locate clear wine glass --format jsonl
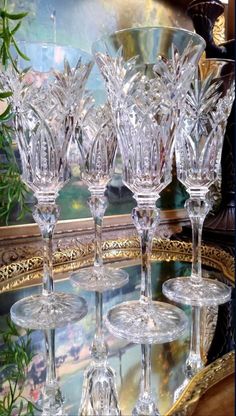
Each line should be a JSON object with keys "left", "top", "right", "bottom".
{"left": 163, "top": 59, "right": 234, "bottom": 308}
{"left": 70, "top": 97, "right": 127, "bottom": 415}
{"left": 162, "top": 58, "right": 234, "bottom": 378}
{"left": 0, "top": 42, "right": 92, "bottom": 330}
{"left": 92, "top": 27, "right": 205, "bottom": 344}
{"left": 70, "top": 99, "right": 128, "bottom": 291}
{"left": 1, "top": 44, "right": 93, "bottom": 415}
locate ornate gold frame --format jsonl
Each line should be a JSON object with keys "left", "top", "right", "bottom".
{"left": 0, "top": 237, "right": 234, "bottom": 415}
{"left": 0, "top": 237, "right": 234, "bottom": 293}
{"left": 168, "top": 350, "right": 234, "bottom": 415}
{"left": 0, "top": 208, "right": 189, "bottom": 267}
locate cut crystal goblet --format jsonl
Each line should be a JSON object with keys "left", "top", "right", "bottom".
{"left": 71, "top": 100, "right": 128, "bottom": 292}
{"left": 163, "top": 59, "right": 234, "bottom": 377}
{"left": 92, "top": 27, "right": 205, "bottom": 344}
{"left": 163, "top": 59, "right": 235, "bottom": 307}
{"left": 0, "top": 43, "right": 92, "bottom": 330}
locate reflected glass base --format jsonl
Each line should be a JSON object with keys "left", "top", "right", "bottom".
{"left": 162, "top": 277, "right": 231, "bottom": 307}
{"left": 105, "top": 300, "right": 188, "bottom": 344}
{"left": 39, "top": 381, "right": 66, "bottom": 416}
{"left": 10, "top": 292, "right": 88, "bottom": 330}
{"left": 71, "top": 265, "right": 129, "bottom": 292}
{"left": 132, "top": 393, "right": 160, "bottom": 416}
{"left": 79, "top": 363, "right": 121, "bottom": 416}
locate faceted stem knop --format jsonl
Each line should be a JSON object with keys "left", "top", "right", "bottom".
{"left": 88, "top": 192, "right": 108, "bottom": 269}
{"left": 33, "top": 203, "right": 60, "bottom": 296}
{"left": 185, "top": 192, "right": 210, "bottom": 282}
{"left": 90, "top": 291, "right": 108, "bottom": 363}
{"left": 132, "top": 204, "right": 160, "bottom": 304}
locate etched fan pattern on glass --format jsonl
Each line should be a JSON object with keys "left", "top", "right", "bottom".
{"left": 175, "top": 72, "right": 235, "bottom": 192}
{"left": 95, "top": 42, "right": 197, "bottom": 203}
{"left": 1, "top": 55, "right": 92, "bottom": 331}
{"left": 0, "top": 60, "right": 93, "bottom": 203}
{"left": 76, "top": 102, "right": 117, "bottom": 192}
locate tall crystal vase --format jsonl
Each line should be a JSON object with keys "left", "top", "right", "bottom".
{"left": 92, "top": 27, "right": 205, "bottom": 344}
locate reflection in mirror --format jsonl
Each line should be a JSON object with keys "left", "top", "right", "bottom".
{"left": 0, "top": 245, "right": 233, "bottom": 415}
{"left": 78, "top": 292, "right": 121, "bottom": 416}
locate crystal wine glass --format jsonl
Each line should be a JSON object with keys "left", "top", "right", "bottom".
{"left": 163, "top": 59, "right": 234, "bottom": 308}
{"left": 92, "top": 27, "right": 205, "bottom": 344}
{"left": 162, "top": 59, "right": 234, "bottom": 377}
{"left": 71, "top": 100, "right": 128, "bottom": 291}
{"left": 70, "top": 97, "right": 127, "bottom": 415}
{"left": 0, "top": 43, "right": 92, "bottom": 330}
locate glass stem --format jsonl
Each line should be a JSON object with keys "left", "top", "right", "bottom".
{"left": 91, "top": 291, "right": 108, "bottom": 364}
{"left": 132, "top": 204, "right": 160, "bottom": 304}
{"left": 44, "top": 329, "right": 57, "bottom": 385}
{"left": 88, "top": 192, "right": 108, "bottom": 269}
{"left": 185, "top": 193, "right": 210, "bottom": 282}
{"left": 133, "top": 344, "right": 159, "bottom": 416}
{"left": 186, "top": 306, "right": 204, "bottom": 376}
{"left": 141, "top": 344, "right": 152, "bottom": 399}
{"left": 33, "top": 203, "right": 60, "bottom": 296}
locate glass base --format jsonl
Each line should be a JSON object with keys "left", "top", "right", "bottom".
{"left": 105, "top": 300, "right": 188, "bottom": 344}
{"left": 38, "top": 381, "right": 66, "bottom": 416}
{"left": 162, "top": 277, "right": 231, "bottom": 307}
{"left": 132, "top": 393, "right": 160, "bottom": 416}
{"left": 71, "top": 265, "right": 129, "bottom": 292}
{"left": 79, "top": 362, "right": 121, "bottom": 416}
{"left": 10, "top": 292, "right": 88, "bottom": 330}
{"left": 185, "top": 353, "right": 204, "bottom": 378}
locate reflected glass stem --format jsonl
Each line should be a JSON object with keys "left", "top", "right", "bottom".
{"left": 141, "top": 344, "right": 152, "bottom": 400}
{"left": 33, "top": 203, "right": 60, "bottom": 296}
{"left": 44, "top": 328, "right": 57, "bottom": 385}
{"left": 186, "top": 306, "right": 204, "bottom": 376}
{"left": 91, "top": 291, "right": 108, "bottom": 364}
{"left": 42, "top": 329, "right": 64, "bottom": 416}
{"left": 132, "top": 202, "right": 160, "bottom": 304}
{"left": 88, "top": 192, "right": 108, "bottom": 270}
{"left": 133, "top": 344, "right": 159, "bottom": 416}
{"left": 185, "top": 191, "right": 210, "bottom": 375}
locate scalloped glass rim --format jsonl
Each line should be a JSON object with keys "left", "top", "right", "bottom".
{"left": 91, "top": 25, "right": 206, "bottom": 60}
{"left": 15, "top": 39, "right": 92, "bottom": 60}
{"left": 199, "top": 58, "right": 235, "bottom": 79}
{"left": 11, "top": 40, "right": 93, "bottom": 74}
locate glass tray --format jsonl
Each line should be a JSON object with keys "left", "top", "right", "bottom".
{"left": 0, "top": 238, "right": 234, "bottom": 415}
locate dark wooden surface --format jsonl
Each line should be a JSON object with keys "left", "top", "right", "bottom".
{"left": 193, "top": 374, "right": 235, "bottom": 416}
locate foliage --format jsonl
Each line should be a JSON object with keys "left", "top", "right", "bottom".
{"left": 0, "top": 316, "right": 39, "bottom": 415}
{"left": 0, "top": 0, "right": 30, "bottom": 224}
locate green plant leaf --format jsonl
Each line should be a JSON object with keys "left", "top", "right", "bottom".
{"left": 0, "top": 91, "right": 12, "bottom": 99}
{"left": 12, "top": 37, "right": 30, "bottom": 61}
{"left": 4, "top": 11, "right": 28, "bottom": 20}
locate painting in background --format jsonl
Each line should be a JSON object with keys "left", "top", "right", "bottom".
{"left": 7, "top": 0, "right": 192, "bottom": 224}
